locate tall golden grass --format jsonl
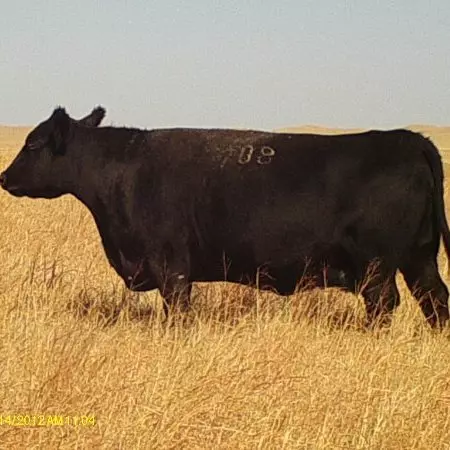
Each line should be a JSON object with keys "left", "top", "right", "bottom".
{"left": 1, "top": 128, "right": 450, "bottom": 448}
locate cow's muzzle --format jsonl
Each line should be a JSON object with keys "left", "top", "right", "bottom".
{"left": 0, "top": 172, "right": 27, "bottom": 196}
{"left": 0, "top": 172, "right": 6, "bottom": 189}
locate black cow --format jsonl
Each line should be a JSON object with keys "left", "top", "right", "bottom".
{"left": 1, "top": 106, "right": 450, "bottom": 327}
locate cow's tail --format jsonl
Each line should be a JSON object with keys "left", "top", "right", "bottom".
{"left": 421, "top": 135, "right": 450, "bottom": 273}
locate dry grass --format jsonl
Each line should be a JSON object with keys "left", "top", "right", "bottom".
{"left": 2, "top": 127, "right": 450, "bottom": 449}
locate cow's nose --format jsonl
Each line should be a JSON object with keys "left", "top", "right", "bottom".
{"left": 0, "top": 172, "right": 6, "bottom": 188}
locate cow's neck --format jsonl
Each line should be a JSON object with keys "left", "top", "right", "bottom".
{"left": 67, "top": 127, "right": 143, "bottom": 253}
{"left": 67, "top": 126, "right": 137, "bottom": 209}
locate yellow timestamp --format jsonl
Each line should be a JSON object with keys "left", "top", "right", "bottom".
{"left": 0, "top": 414, "right": 96, "bottom": 427}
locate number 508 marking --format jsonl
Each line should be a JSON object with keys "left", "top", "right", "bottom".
{"left": 237, "top": 145, "right": 276, "bottom": 165}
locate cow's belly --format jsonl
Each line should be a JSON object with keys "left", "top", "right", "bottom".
{"left": 189, "top": 246, "right": 355, "bottom": 295}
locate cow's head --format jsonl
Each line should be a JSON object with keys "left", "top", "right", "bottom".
{"left": 0, "top": 106, "right": 106, "bottom": 198}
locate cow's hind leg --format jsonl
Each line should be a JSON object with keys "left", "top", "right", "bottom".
{"left": 360, "top": 268, "right": 400, "bottom": 328}
{"left": 401, "top": 255, "right": 449, "bottom": 328}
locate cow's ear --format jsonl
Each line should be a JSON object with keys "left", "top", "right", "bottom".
{"left": 77, "top": 106, "right": 106, "bottom": 127}
{"left": 49, "top": 107, "right": 70, "bottom": 155}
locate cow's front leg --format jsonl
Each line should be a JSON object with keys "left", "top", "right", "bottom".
{"left": 153, "top": 244, "right": 192, "bottom": 319}
{"left": 160, "top": 272, "right": 192, "bottom": 319}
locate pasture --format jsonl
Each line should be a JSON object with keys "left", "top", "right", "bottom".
{"left": 1, "top": 125, "right": 450, "bottom": 448}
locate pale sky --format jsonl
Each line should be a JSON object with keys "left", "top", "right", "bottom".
{"left": 1, "top": 1, "right": 450, "bottom": 130}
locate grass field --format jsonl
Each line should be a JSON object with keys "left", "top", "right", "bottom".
{"left": 1, "top": 125, "right": 450, "bottom": 448}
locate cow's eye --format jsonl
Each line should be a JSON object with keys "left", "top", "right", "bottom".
{"left": 26, "top": 139, "right": 46, "bottom": 151}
